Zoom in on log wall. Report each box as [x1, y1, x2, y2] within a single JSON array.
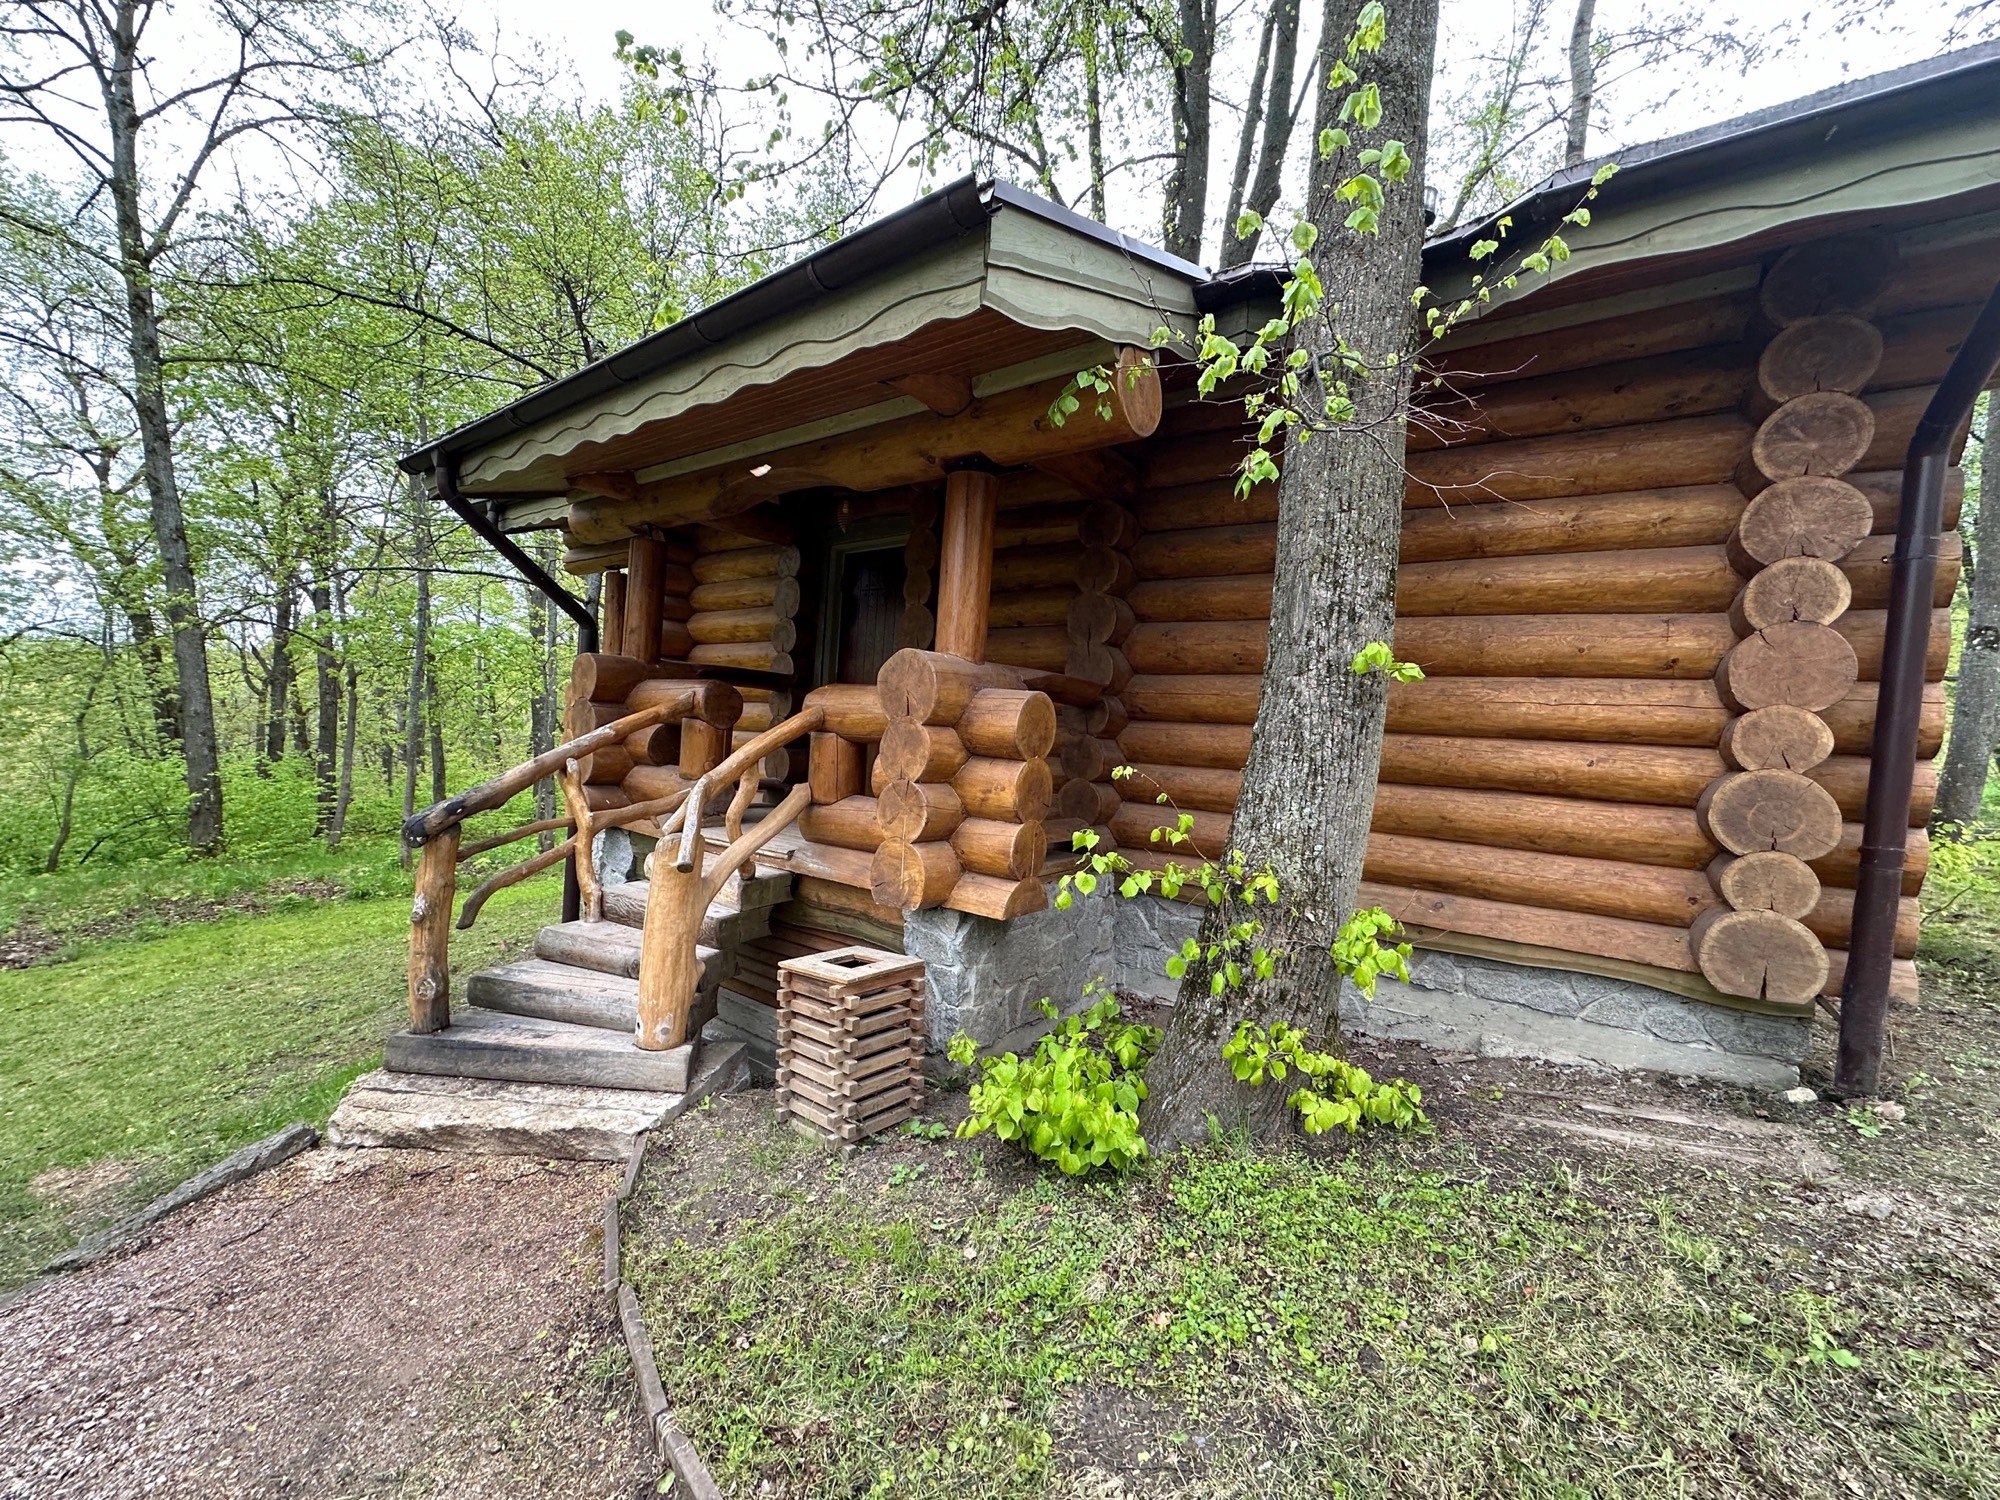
[[1111, 219, 1992, 1012]]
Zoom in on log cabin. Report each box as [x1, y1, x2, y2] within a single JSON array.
[[382, 43, 2000, 1100]]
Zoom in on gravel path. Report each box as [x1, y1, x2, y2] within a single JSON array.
[[0, 1148, 656, 1500]]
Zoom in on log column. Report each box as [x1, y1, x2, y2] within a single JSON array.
[[936, 465, 999, 661], [1694, 236, 1893, 1006], [623, 536, 668, 667], [871, 647, 1054, 919], [601, 567, 628, 657]]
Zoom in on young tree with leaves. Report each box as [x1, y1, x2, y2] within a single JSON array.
[[1138, 0, 1440, 1149]]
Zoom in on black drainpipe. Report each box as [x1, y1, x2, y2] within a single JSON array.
[[1836, 277, 2000, 1096], [433, 455, 597, 922]]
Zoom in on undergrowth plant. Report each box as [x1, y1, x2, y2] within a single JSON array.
[[1222, 1019, 1427, 1135], [947, 983, 1160, 1176]]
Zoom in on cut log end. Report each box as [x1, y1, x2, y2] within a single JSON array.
[[1720, 705, 1836, 772], [1707, 850, 1822, 919], [1729, 556, 1852, 634], [1753, 314, 1883, 412], [1697, 768, 1845, 860], [1730, 475, 1875, 570], [1691, 907, 1829, 1005], [1745, 391, 1876, 489], [1715, 620, 1859, 713]]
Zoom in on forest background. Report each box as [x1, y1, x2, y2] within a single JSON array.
[[0, 0, 1992, 887]]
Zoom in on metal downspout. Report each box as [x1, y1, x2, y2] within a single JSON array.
[[433, 456, 597, 922], [1835, 277, 2000, 1096]]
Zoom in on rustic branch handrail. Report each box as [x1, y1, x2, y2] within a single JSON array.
[[704, 783, 813, 901], [457, 836, 577, 930], [402, 694, 690, 845], [457, 817, 573, 861]]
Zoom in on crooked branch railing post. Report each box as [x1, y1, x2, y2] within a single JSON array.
[[407, 827, 459, 1033], [633, 707, 826, 1051]]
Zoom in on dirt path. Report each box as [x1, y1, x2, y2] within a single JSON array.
[[0, 1149, 656, 1500]]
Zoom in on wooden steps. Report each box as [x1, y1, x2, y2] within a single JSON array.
[[386, 1005, 708, 1093]]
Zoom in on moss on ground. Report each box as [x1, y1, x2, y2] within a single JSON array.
[[0, 839, 556, 1288]]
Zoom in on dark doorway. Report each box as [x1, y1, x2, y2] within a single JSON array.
[[833, 547, 906, 685]]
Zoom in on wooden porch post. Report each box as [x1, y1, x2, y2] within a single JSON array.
[[623, 538, 666, 666], [407, 828, 459, 1033], [601, 568, 627, 656], [936, 464, 998, 662]]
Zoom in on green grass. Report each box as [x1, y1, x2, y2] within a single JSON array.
[[626, 1108, 2000, 1500], [0, 836, 556, 1288]]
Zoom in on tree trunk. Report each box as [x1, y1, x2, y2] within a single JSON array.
[[1565, 0, 1597, 168], [402, 533, 430, 861], [1219, 0, 1306, 272], [1936, 401, 1996, 824], [1141, 0, 1440, 1152], [427, 637, 447, 805], [1221, 4, 1277, 253], [1162, 0, 1217, 263], [1084, 27, 1109, 222], [104, 6, 222, 853], [311, 575, 339, 831], [265, 577, 296, 764], [330, 664, 359, 849]]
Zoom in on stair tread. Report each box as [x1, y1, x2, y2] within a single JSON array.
[[476, 957, 639, 996], [386, 1005, 702, 1092]]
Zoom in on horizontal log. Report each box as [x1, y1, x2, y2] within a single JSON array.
[[1379, 733, 1721, 805], [1840, 532, 1962, 610], [1129, 575, 1273, 622], [691, 545, 801, 585], [1811, 823, 1928, 895], [1406, 412, 1750, 508], [1398, 545, 1739, 617], [992, 543, 1081, 591], [570, 653, 653, 704], [1125, 620, 1270, 674], [1823, 680, 1943, 756], [1803, 889, 1918, 969], [1116, 763, 1242, 814], [1810, 755, 1934, 826], [1397, 485, 1743, 562], [1364, 832, 1715, 929], [695, 518, 790, 551], [1411, 342, 1751, 453], [953, 756, 1054, 822], [581, 745, 632, 785], [989, 586, 1076, 628], [623, 722, 679, 767], [1118, 720, 1255, 769], [944, 872, 1049, 921], [1132, 523, 1276, 580], [1836, 608, 1951, 681], [1360, 880, 1696, 976], [1370, 783, 1712, 869], [797, 795, 884, 852], [992, 503, 1081, 549], [1141, 428, 1257, 489], [876, 649, 1025, 722], [688, 642, 794, 675], [1109, 800, 1232, 859], [1386, 677, 1724, 746], [1135, 477, 1281, 531], [688, 606, 795, 646], [1393, 615, 1734, 680], [1433, 288, 1756, 392], [808, 732, 864, 803], [801, 683, 888, 741], [1124, 674, 1262, 725], [1819, 949, 1920, 1007], [985, 626, 1069, 673], [950, 817, 1049, 880], [689, 575, 802, 614], [621, 764, 692, 804], [959, 688, 1058, 760]]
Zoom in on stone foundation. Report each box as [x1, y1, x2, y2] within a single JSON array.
[[917, 893, 1808, 1089]]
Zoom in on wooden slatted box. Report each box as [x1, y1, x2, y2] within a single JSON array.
[[775, 946, 927, 1143]]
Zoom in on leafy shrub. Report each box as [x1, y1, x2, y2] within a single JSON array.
[[1223, 1020, 1427, 1135], [947, 986, 1160, 1176]]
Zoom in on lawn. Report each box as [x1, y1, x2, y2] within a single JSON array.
[[0, 836, 556, 1289], [623, 868, 2000, 1500]]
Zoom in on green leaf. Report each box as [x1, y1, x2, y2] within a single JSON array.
[[1234, 209, 1264, 241]]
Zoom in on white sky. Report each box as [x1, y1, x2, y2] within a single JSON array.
[[463, 0, 1980, 252]]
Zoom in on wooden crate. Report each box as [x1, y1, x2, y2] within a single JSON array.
[[774, 946, 927, 1143]]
